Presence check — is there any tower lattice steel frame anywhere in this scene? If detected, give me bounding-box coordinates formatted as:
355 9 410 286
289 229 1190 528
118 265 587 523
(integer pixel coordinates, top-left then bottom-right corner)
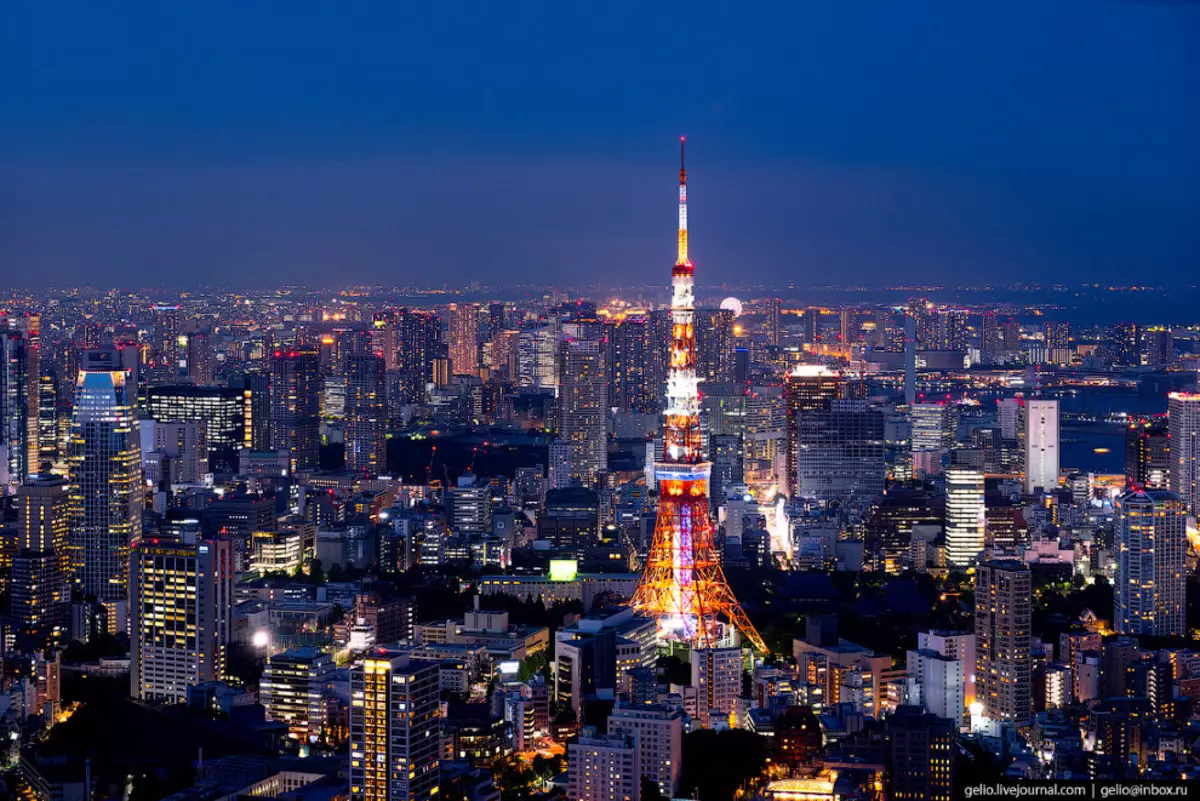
631 139 767 653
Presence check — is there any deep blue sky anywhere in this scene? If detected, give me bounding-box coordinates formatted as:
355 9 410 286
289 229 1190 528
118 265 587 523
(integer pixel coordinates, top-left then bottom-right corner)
2 2 1197 289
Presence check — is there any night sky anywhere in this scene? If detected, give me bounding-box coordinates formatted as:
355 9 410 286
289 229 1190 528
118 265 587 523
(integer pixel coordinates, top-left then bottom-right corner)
2 2 1197 289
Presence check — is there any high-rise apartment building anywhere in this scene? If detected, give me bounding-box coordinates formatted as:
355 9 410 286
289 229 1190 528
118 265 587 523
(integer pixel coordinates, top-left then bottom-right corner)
13 475 71 647
447 303 479 377
129 537 233 703
607 703 682 798
567 727 640 801
764 297 782 347
1125 418 1170 489
1168 392 1200 515
694 308 735 383
558 339 606 488
1023 399 1059 495
691 647 741 729
1115 487 1186 637
975 560 1032 726
260 646 338 743
68 349 143 603
945 465 985 567
270 348 321 473
345 353 386 474
605 316 651 413
918 631 975 708
349 652 441 801
1 332 30 487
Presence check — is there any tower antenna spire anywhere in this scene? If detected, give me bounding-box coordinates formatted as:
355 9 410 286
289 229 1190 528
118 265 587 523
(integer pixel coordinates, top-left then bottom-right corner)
676 136 689 268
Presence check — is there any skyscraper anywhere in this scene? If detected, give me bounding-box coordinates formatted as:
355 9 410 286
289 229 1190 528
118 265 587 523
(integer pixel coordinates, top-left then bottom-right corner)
345 353 386 474
447 302 479 377
1023 399 1059 495
945 465 985 567
784 366 846 497
1 331 30 486
1124 418 1170 489
764 297 782 347
605 316 651 413
270 348 321 473
153 304 182 377
396 309 441 403
14 475 71 648
558 338 606 488
911 400 956 478
975 559 1032 726
68 349 143 602
1114 487 1186 637
694 308 735 383
794 399 885 507
349 652 441 801
1168 392 1200 515
130 537 233 703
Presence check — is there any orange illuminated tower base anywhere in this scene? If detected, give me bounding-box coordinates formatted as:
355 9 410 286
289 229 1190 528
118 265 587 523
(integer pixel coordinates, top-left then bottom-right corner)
632 463 767 653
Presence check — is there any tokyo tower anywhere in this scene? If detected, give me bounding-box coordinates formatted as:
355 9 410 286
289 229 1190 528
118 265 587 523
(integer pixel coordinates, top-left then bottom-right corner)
630 139 767 653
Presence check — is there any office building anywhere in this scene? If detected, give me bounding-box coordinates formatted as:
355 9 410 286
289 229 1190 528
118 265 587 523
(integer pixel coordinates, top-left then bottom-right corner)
143 385 253 473
784 366 846 497
607 703 682 798
68 350 143 602
975 560 1032 726
691 647 741 729
447 303 479 377
794 398 885 507
1168 392 1200 515
270 348 321 473
1024 399 1059 495
260 646 338 743
1115 488 1186 637
130 537 233 703
537 487 599 554
345 353 386 473
945 465 985 567
516 325 559 390
349 652 441 801
567 727 639 801
558 339 606 488
910 401 956 478
447 475 493 536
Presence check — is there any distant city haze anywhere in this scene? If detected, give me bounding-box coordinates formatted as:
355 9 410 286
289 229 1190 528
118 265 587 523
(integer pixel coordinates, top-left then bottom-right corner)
2 3 1197 288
